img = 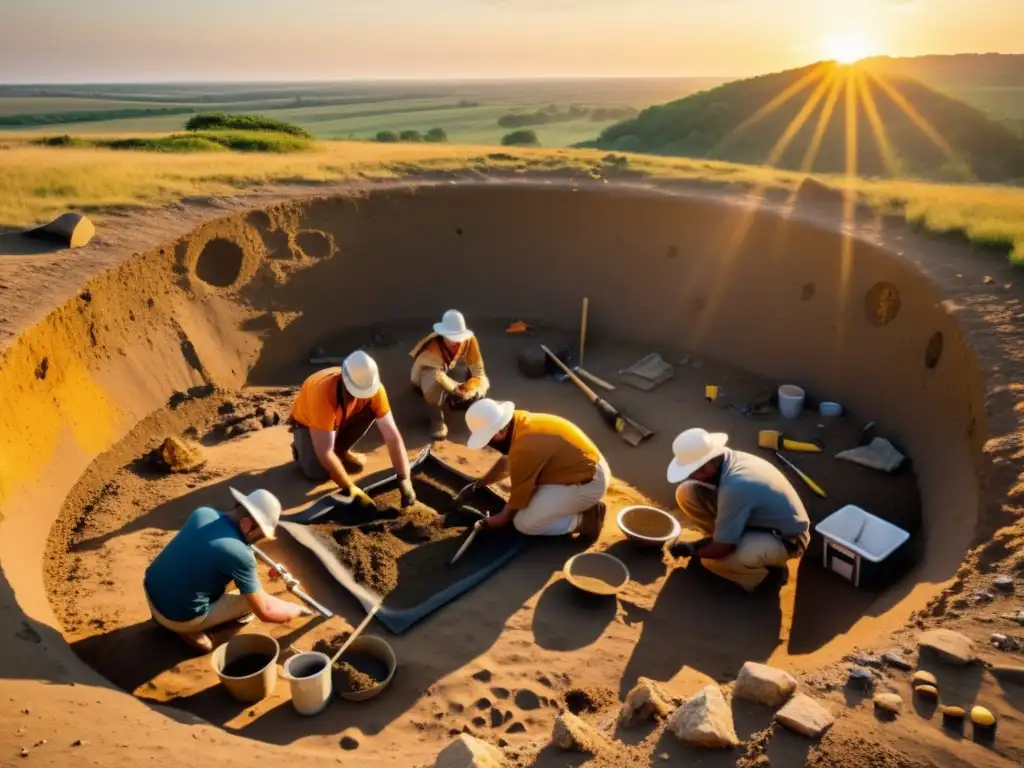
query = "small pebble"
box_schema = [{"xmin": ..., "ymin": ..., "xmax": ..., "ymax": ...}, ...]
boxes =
[
  {"xmin": 20, "ymin": 749, "xmax": 28, "ymax": 758},
  {"xmin": 848, "ymin": 667, "xmax": 875, "ymax": 691},
  {"xmin": 71, "ymin": 739, "xmax": 85, "ymax": 747},
  {"xmin": 882, "ymin": 652, "xmax": 912, "ymax": 670},
  {"xmin": 941, "ymin": 705, "xmax": 965, "ymax": 718},
  {"xmin": 873, "ymin": 693, "xmax": 903, "ymax": 713},
  {"xmin": 971, "ymin": 706, "xmax": 996, "ymax": 727},
  {"xmin": 994, "ymin": 576, "xmax": 1014, "ymax": 591},
  {"xmin": 991, "ymin": 633, "xmax": 1009, "ymax": 647},
  {"xmin": 983, "ymin": 276, "xmax": 995, "ymax": 284},
  {"xmin": 915, "ymin": 684, "xmax": 939, "ymax": 698},
  {"xmin": 912, "ymin": 670, "xmax": 937, "ymax": 687},
  {"xmin": 852, "ymin": 653, "xmax": 883, "ymax": 668}
]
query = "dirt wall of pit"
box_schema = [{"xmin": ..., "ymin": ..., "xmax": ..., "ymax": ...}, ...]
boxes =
[{"xmin": 0, "ymin": 182, "xmax": 989, "ymax": 765}]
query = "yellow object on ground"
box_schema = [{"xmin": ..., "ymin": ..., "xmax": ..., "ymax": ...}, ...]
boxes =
[
  {"xmin": 971, "ymin": 706, "xmax": 996, "ymax": 726},
  {"xmin": 758, "ymin": 430, "xmax": 822, "ymax": 453}
]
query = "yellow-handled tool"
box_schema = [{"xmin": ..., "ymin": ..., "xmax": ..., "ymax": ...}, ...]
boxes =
[
  {"xmin": 773, "ymin": 451, "xmax": 827, "ymax": 498},
  {"xmin": 758, "ymin": 429, "xmax": 822, "ymax": 453}
]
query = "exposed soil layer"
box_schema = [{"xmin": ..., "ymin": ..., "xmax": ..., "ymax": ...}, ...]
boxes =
[{"xmin": 3, "ymin": 181, "xmax": 1021, "ymax": 768}]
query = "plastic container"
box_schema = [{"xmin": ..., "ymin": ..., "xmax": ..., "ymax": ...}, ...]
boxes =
[
  {"xmin": 282, "ymin": 651, "xmax": 333, "ymax": 716},
  {"xmin": 815, "ymin": 504, "xmax": 911, "ymax": 589},
  {"xmin": 777, "ymin": 385, "xmax": 805, "ymax": 420},
  {"xmin": 564, "ymin": 551, "xmax": 630, "ymax": 596},
  {"xmin": 211, "ymin": 633, "xmax": 280, "ymax": 703},
  {"xmin": 335, "ymin": 635, "xmax": 397, "ymax": 702},
  {"xmin": 616, "ymin": 505, "xmax": 681, "ymax": 547},
  {"xmin": 818, "ymin": 401, "xmax": 844, "ymax": 418}
]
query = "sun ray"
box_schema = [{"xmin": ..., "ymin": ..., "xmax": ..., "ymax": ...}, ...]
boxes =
[
  {"xmin": 836, "ymin": 67, "xmax": 858, "ymax": 373},
  {"xmin": 765, "ymin": 69, "xmax": 836, "ymax": 167},
  {"xmin": 855, "ymin": 68, "xmax": 899, "ymax": 177},
  {"xmin": 799, "ymin": 72, "xmax": 844, "ymax": 173},
  {"xmin": 866, "ymin": 70, "xmax": 960, "ymax": 163}
]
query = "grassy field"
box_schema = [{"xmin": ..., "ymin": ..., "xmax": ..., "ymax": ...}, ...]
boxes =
[
  {"xmin": 945, "ymin": 86, "xmax": 1024, "ymax": 120},
  {"xmin": 0, "ymin": 79, "xmax": 722, "ymax": 147},
  {"xmin": 1, "ymin": 137, "xmax": 1022, "ymax": 261}
]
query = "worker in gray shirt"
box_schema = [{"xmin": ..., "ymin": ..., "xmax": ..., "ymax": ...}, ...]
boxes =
[{"xmin": 666, "ymin": 428, "xmax": 811, "ymax": 592}]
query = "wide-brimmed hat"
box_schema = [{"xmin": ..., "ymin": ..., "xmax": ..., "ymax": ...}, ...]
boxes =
[
  {"xmin": 433, "ymin": 310, "xmax": 474, "ymax": 343},
  {"xmin": 230, "ymin": 487, "xmax": 282, "ymax": 540},
  {"xmin": 666, "ymin": 428, "xmax": 729, "ymax": 483},
  {"xmin": 342, "ymin": 350, "xmax": 381, "ymax": 399},
  {"xmin": 465, "ymin": 398, "xmax": 515, "ymax": 450}
]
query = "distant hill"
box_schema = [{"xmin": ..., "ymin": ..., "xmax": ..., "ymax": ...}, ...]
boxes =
[
  {"xmin": 584, "ymin": 62, "xmax": 1024, "ymax": 182},
  {"xmin": 859, "ymin": 54, "xmax": 1024, "ymax": 88}
]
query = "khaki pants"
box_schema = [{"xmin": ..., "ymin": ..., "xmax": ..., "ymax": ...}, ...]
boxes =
[
  {"xmin": 290, "ymin": 407, "xmax": 376, "ymax": 481},
  {"xmin": 146, "ymin": 588, "xmax": 253, "ymax": 634},
  {"xmin": 514, "ymin": 458, "xmax": 610, "ymax": 536},
  {"xmin": 415, "ymin": 370, "xmax": 448, "ymax": 408},
  {"xmin": 674, "ymin": 481, "xmax": 797, "ymax": 592}
]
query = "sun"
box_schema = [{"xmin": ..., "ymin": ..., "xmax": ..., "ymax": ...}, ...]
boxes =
[{"xmin": 821, "ymin": 34, "xmax": 877, "ymax": 65}]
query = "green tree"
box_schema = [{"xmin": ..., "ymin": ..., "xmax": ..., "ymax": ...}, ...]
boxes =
[
  {"xmin": 501, "ymin": 129, "xmax": 539, "ymax": 147},
  {"xmin": 424, "ymin": 127, "xmax": 448, "ymax": 143},
  {"xmin": 375, "ymin": 130, "xmax": 399, "ymax": 143},
  {"xmin": 399, "ymin": 129, "xmax": 423, "ymax": 142}
]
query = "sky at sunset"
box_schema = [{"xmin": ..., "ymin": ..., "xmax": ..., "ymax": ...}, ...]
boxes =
[{"xmin": 2, "ymin": 0, "xmax": 1022, "ymax": 82}]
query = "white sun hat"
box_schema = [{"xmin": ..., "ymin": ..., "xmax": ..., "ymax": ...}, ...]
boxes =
[
  {"xmin": 229, "ymin": 487, "xmax": 282, "ymax": 540},
  {"xmin": 465, "ymin": 398, "xmax": 515, "ymax": 450},
  {"xmin": 341, "ymin": 350, "xmax": 381, "ymax": 399},
  {"xmin": 433, "ymin": 309, "xmax": 474, "ymax": 343},
  {"xmin": 666, "ymin": 428, "xmax": 729, "ymax": 483}
]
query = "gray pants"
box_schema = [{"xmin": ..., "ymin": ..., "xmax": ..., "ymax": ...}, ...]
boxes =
[{"xmin": 290, "ymin": 407, "xmax": 375, "ymax": 481}]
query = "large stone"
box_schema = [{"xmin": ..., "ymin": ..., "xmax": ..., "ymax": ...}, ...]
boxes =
[
  {"xmin": 666, "ymin": 685, "xmax": 739, "ymax": 749},
  {"xmin": 434, "ymin": 734, "xmax": 504, "ymax": 768},
  {"xmin": 734, "ymin": 662, "xmax": 798, "ymax": 707},
  {"xmin": 620, "ymin": 677, "xmax": 674, "ymax": 726},
  {"xmin": 873, "ymin": 693, "xmax": 903, "ymax": 714},
  {"xmin": 918, "ymin": 629, "xmax": 976, "ymax": 666},
  {"xmin": 551, "ymin": 711, "xmax": 609, "ymax": 754},
  {"xmin": 774, "ymin": 694, "xmax": 835, "ymax": 739},
  {"xmin": 25, "ymin": 212, "xmax": 95, "ymax": 248}
]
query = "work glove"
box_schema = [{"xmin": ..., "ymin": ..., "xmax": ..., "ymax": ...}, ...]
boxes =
[
  {"xmin": 454, "ymin": 481, "xmax": 477, "ymax": 507},
  {"xmin": 670, "ymin": 536, "xmax": 712, "ymax": 558},
  {"xmin": 398, "ymin": 476, "xmax": 417, "ymax": 508},
  {"xmin": 457, "ymin": 378, "xmax": 484, "ymax": 404},
  {"xmin": 333, "ymin": 485, "xmax": 373, "ymax": 507}
]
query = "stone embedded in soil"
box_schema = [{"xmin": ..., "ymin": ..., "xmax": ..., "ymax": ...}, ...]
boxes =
[
  {"xmin": 882, "ymin": 652, "xmax": 913, "ymax": 670},
  {"xmin": 873, "ymin": 693, "xmax": 903, "ymax": 714},
  {"xmin": 912, "ymin": 670, "xmax": 937, "ymax": 687},
  {"xmin": 850, "ymin": 653, "xmax": 883, "ymax": 668},
  {"xmin": 993, "ymin": 576, "xmax": 1014, "ymax": 591},
  {"xmin": 340, "ymin": 735, "xmax": 360, "ymax": 751},
  {"xmin": 734, "ymin": 661, "xmax": 798, "ymax": 707},
  {"xmin": 941, "ymin": 706, "xmax": 966, "ymax": 719},
  {"xmin": 666, "ymin": 684, "xmax": 739, "ymax": 749},
  {"xmin": 550, "ymin": 711, "xmax": 609, "ymax": 753},
  {"xmin": 774, "ymin": 694, "xmax": 835, "ymax": 739},
  {"xmin": 847, "ymin": 667, "xmax": 875, "ymax": 692},
  {"xmin": 434, "ymin": 734, "xmax": 504, "ymax": 768},
  {"xmin": 620, "ymin": 678, "xmax": 674, "ymax": 726},
  {"xmin": 918, "ymin": 629, "xmax": 976, "ymax": 666},
  {"xmin": 915, "ymin": 685, "xmax": 939, "ymax": 699}
]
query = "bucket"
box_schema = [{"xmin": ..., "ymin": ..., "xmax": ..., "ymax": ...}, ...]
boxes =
[
  {"xmin": 777, "ymin": 385, "xmax": 805, "ymax": 420},
  {"xmin": 616, "ymin": 505, "xmax": 681, "ymax": 547},
  {"xmin": 564, "ymin": 551, "xmax": 630, "ymax": 596},
  {"xmin": 211, "ymin": 633, "xmax": 280, "ymax": 703},
  {"xmin": 335, "ymin": 635, "xmax": 397, "ymax": 702},
  {"xmin": 282, "ymin": 651, "xmax": 333, "ymax": 716}
]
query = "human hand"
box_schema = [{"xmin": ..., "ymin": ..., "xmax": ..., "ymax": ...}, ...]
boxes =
[
  {"xmin": 399, "ymin": 476, "xmax": 416, "ymax": 508},
  {"xmin": 454, "ymin": 481, "xmax": 477, "ymax": 506},
  {"xmin": 334, "ymin": 485, "xmax": 373, "ymax": 507},
  {"xmin": 485, "ymin": 510, "xmax": 512, "ymax": 530},
  {"xmin": 670, "ymin": 536, "xmax": 712, "ymax": 558}
]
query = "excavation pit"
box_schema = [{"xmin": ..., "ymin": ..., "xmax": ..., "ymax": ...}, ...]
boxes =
[{"xmin": 0, "ymin": 181, "xmax": 1010, "ymax": 767}]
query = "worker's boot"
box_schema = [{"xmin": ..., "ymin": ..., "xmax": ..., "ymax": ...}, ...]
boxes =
[
  {"xmin": 576, "ymin": 502, "xmax": 607, "ymax": 543},
  {"xmin": 758, "ymin": 565, "xmax": 790, "ymax": 593},
  {"xmin": 429, "ymin": 406, "xmax": 448, "ymax": 441}
]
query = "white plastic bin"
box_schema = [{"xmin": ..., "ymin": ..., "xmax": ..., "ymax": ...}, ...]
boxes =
[{"xmin": 815, "ymin": 504, "xmax": 911, "ymax": 588}]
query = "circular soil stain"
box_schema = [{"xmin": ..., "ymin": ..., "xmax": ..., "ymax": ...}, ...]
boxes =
[
  {"xmin": 295, "ymin": 230, "xmax": 332, "ymax": 259},
  {"xmin": 666, "ymin": 245, "xmax": 679, "ymax": 259},
  {"xmin": 195, "ymin": 238, "xmax": 244, "ymax": 287},
  {"xmin": 925, "ymin": 331, "xmax": 944, "ymax": 369},
  {"xmin": 801, "ymin": 282, "xmax": 816, "ymax": 301},
  {"xmin": 864, "ymin": 281, "xmax": 902, "ymax": 326}
]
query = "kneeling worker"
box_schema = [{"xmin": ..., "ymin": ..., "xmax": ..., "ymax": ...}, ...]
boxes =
[
  {"xmin": 410, "ymin": 309, "xmax": 489, "ymax": 440},
  {"xmin": 667, "ymin": 428, "xmax": 810, "ymax": 592},
  {"xmin": 143, "ymin": 488, "xmax": 310, "ymax": 652},
  {"xmin": 459, "ymin": 398, "xmax": 609, "ymax": 540},
  {"xmin": 289, "ymin": 350, "xmax": 416, "ymax": 507}
]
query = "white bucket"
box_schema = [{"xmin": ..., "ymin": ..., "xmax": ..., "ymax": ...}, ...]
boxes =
[
  {"xmin": 778, "ymin": 385, "xmax": 805, "ymax": 420},
  {"xmin": 282, "ymin": 651, "xmax": 333, "ymax": 716}
]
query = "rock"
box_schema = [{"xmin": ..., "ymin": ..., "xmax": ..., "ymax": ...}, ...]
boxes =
[
  {"xmin": 971, "ymin": 706, "xmax": 996, "ymax": 727},
  {"xmin": 734, "ymin": 662, "xmax": 798, "ymax": 707},
  {"xmin": 918, "ymin": 629, "xmax": 976, "ymax": 666},
  {"xmin": 990, "ymin": 664, "xmax": 1024, "ymax": 684},
  {"xmin": 882, "ymin": 652, "xmax": 913, "ymax": 670},
  {"xmin": 993, "ymin": 576, "xmax": 1014, "ymax": 591},
  {"xmin": 25, "ymin": 211, "xmax": 95, "ymax": 248},
  {"xmin": 847, "ymin": 667, "xmax": 875, "ymax": 692},
  {"xmin": 620, "ymin": 677, "xmax": 674, "ymax": 726},
  {"xmin": 912, "ymin": 670, "xmax": 937, "ymax": 687},
  {"xmin": 850, "ymin": 653, "xmax": 883, "ymax": 668},
  {"xmin": 260, "ymin": 410, "xmax": 280, "ymax": 428},
  {"xmin": 915, "ymin": 685, "xmax": 939, "ymax": 699},
  {"xmin": 991, "ymin": 633, "xmax": 1009, "ymax": 648},
  {"xmin": 70, "ymin": 739, "xmax": 86, "ymax": 748},
  {"xmin": 941, "ymin": 706, "xmax": 965, "ymax": 718},
  {"xmin": 666, "ymin": 685, "xmax": 739, "ymax": 749},
  {"xmin": 434, "ymin": 734, "xmax": 504, "ymax": 768},
  {"xmin": 218, "ymin": 402, "xmax": 237, "ymax": 415},
  {"xmin": 232, "ymin": 417, "xmax": 263, "ymax": 436},
  {"xmin": 774, "ymin": 694, "xmax": 835, "ymax": 739},
  {"xmin": 970, "ymin": 590, "xmax": 994, "ymax": 605},
  {"xmin": 873, "ymin": 693, "xmax": 903, "ymax": 714},
  {"xmin": 1001, "ymin": 611, "xmax": 1024, "ymax": 626},
  {"xmin": 983, "ymin": 275, "xmax": 995, "ymax": 284},
  {"xmin": 20, "ymin": 748, "xmax": 28, "ymax": 758},
  {"xmin": 551, "ymin": 711, "xmax": 609, "ymax": 754},
  {"xmin": 157, "ymin": 436, "xmax": 206, "ymax": 473}
]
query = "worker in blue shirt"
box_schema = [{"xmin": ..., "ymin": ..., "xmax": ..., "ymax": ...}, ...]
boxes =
[{"xmin": 143, "ymin": 487, "xmax": 310, "ymax": 653}]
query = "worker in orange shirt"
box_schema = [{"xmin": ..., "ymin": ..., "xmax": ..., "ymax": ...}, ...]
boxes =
[
  {"xmin": 289, "ymin": 350, "xmax": 416, "ymax": 507},
  {"xmin": 409, "ymin": 310, "xmax": 489, "ymax": 441}
]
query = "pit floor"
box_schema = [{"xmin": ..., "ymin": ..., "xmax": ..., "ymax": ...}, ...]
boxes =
[{"xmin": 53, "ymin": 323, "xmax": 923, "ymax": 764}]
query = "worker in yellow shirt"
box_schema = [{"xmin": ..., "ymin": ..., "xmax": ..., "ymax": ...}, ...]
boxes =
[
  {"xmin": 457, "ymin": 398, "xmax": 609, "ymax": 540},
  {"xmin": 289, "ymin": 350, "xmax": 416, "ymax": 507},
  {"xmin": 410, "ymin": 310, "xmax": 489, "ymax": 441}
]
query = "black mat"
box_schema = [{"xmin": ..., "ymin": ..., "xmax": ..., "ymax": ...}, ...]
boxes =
[{"xmin": 281, "ymin": 447, "xmax": 529, "ymax": 634}]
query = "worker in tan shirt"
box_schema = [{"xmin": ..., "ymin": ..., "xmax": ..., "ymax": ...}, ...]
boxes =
[
  {"xmin": 289, "ymin": 350, "xmax": 416, "ymax": 508},
  {"xmin": 410, "ymin": 310, "xmax": 489, "ymax": 441},
  {"xmin": 457, "ymin": 398, "xmax": 610, "ymax": 540}
]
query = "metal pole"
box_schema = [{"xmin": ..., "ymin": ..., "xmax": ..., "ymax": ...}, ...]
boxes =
[{"xmin": 252, "ymin": 545, "xmax": 334, "ymax": 618}]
